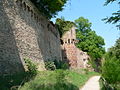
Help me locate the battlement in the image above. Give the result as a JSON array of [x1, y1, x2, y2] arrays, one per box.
[[61, 27, 77, 45]]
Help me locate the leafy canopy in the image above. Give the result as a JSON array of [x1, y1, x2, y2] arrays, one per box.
[[30, 0, 69, 19], [103, 0, 120, 28], [75, 17, 92, 32], [105, 38, 120, 59], [55, 17, 75, 37], [75, 17, 105, 60], [104, 0, 118, 5]]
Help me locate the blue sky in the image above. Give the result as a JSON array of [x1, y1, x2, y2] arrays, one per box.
[[51, 0, 120, 50]]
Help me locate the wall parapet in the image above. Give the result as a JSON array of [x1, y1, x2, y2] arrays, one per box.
[[15, 0, 59, 37]]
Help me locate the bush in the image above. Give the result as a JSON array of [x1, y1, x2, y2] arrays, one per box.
[[24, 58, 38, 76], [45, 61, 56, 70], [54, 60, 69, 70], [102, 58, 120, 88], [45, 60, 69, 70]]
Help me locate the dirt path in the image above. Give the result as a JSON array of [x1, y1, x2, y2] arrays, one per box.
[[80, 76, 100, 90]]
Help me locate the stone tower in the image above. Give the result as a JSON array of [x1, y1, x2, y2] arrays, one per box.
[[61, 27, 90, 69], [0, 0, 62, 74], [61, 27, 77, 68]]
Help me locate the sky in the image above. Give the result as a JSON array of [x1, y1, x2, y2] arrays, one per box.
[[51, 0, 120, 50]]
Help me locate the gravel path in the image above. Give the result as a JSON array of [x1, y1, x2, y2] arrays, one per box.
[[80, 76, 100, 90]]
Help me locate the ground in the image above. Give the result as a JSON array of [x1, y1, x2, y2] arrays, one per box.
[[80, 76, 100, 90]]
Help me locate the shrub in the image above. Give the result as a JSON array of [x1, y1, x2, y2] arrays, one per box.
[[45, 60, 69, 70], [102, 58, 120, 88], [45, 60, 56, 70], [24, 58, 38, 76], [54, 60, 69, 70]]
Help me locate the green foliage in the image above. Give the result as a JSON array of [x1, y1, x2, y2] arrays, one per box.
[[105, 38, 120, 59], [83, 69, 89, 74], [102, 58, 120, 88], [30, 0, 69, 19], [0, 58, 38, 90], [55, 70, 68, 83], [24, 58, 38, 76], [0, 72, 27, 90], [75, 17, 105, 69], [54, 60, 69, 69], [45, 60, 69, 70], [45, 60, 56, 70], [55, 18, 75, 37], [104, 0, 118, 5], [103, 0, 120, 28], [99, 77, 115, 90], [20, 70, 98, 90], [101, 38, 120, 89], [76, 30, 105, 59], [75, 17, 92, 32]]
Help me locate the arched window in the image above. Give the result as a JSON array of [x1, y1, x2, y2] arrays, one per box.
[[65, 41, 67, 44], [60, 39, 64, 45], [71, 39, 73, 43], [68, 39, 70, 44]]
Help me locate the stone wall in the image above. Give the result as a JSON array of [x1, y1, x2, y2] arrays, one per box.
[[62, 44, 78, 68], [0, 0, 62, 74]]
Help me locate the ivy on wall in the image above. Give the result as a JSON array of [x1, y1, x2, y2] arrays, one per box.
[[30, 0, 69, 19], [55, 18, 75, 37]]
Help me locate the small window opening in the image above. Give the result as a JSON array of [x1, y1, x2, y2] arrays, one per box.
[[68, 39, 70, 44]]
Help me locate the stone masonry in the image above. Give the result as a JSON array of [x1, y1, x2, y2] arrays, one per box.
[[0, 0, 62, 74], [61, 27, 90, 69]]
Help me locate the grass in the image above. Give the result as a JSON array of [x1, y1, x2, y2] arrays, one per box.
[[67, 70, 99, 87], [0, 72, 27, 90], [20, 69, 99, 90], [0, 69, 99, 90], [0, 72, 36, 90]]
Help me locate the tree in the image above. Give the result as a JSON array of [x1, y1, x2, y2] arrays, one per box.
[[103, 0, 120, 28], [55, 18, 75, 37], [75, 17, 105, 69], [30, 0, 69, 19], [102, 38, 120, 89], [105, 38, 120, 59], [75, 17, 92, 32]]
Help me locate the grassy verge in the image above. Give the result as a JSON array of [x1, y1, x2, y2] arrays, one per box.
[[20, 69, 99, 90], [0, 69, 99, 90]]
